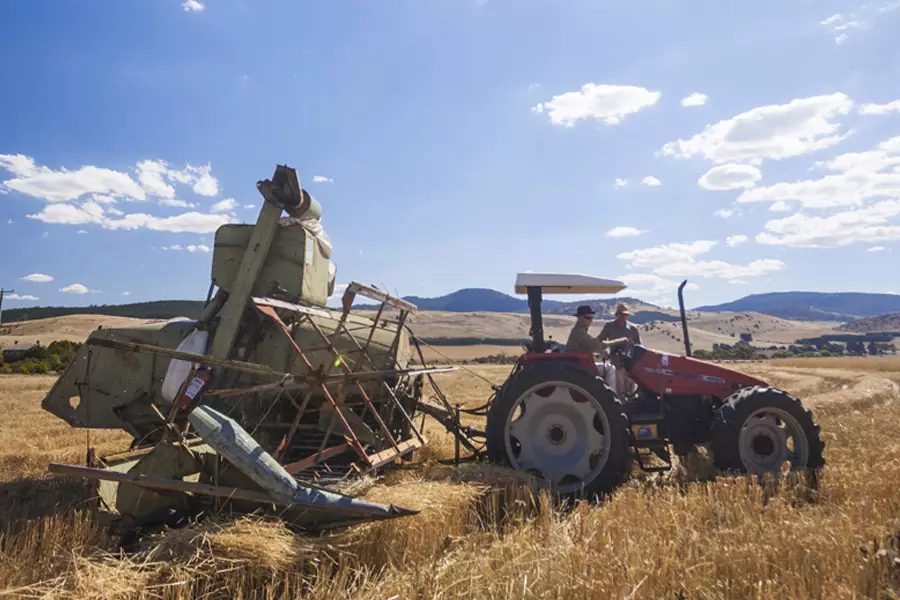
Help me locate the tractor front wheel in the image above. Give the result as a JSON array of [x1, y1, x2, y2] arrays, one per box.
[[486, 362, 632, 498], [711, 386, 825, 480]]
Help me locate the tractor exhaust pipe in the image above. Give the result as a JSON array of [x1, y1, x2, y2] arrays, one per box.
[[677, 280, 692, 357]]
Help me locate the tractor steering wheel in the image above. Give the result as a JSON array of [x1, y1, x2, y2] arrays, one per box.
[[609, 340, 635, 369]]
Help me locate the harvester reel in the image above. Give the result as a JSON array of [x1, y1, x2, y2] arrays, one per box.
[[487, 363, 632, 497], [711, 386, 825, 480]]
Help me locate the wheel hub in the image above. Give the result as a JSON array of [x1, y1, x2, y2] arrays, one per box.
[[504, 381, 611, 493], [738, 408, 809, 474]]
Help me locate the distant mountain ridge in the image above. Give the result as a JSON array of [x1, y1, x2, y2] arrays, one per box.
[[397, 288, 662, 316], [696, 292, 900, 322]]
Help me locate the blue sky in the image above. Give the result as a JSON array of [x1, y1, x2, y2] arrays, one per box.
[[2, 0, 899, 311]]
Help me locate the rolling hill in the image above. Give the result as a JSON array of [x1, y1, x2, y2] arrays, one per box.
[[696, 292, 900, 321], [839, 312, 900, 333]]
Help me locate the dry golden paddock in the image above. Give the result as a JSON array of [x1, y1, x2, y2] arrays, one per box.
[[0, 356, 899, 598]]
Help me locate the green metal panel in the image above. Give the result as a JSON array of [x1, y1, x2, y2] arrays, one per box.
[[211, 221, 331, 307]]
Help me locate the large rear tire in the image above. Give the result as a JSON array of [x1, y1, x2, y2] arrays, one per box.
[[486, 362, 632, 498], [711, 386, 824, 480]]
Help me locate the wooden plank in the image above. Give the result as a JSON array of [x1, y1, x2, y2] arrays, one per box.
[[363, 438, 423, 471], [209, 198, 284, 360], [252, 297, 332, 320], [49, 462, 282, 505], [347, 282, 418, 314], [283, 443, 350, 474], [86, 337, 282, 378]]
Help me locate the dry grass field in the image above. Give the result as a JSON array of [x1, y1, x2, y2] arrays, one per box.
[[0, 356, 898, 598]]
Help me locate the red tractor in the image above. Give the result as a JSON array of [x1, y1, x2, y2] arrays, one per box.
[[484, 274, 825, 496]]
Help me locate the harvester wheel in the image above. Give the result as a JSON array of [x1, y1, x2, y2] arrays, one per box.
[[711, 386, 824, 480], [486, 362, 632, 498]]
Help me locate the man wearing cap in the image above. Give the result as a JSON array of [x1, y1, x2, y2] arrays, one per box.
[[598, 302, 642, 395]]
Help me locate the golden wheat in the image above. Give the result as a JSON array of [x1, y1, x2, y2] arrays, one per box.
[[0, 360, 897, 599]]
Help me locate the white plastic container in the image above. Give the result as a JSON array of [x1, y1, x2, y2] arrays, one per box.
[[160, 329, 210, 404]]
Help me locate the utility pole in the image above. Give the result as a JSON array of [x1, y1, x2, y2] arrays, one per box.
[[0, 288, 13, 326]]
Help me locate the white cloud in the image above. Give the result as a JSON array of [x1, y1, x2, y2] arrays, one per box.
[[6, 219, 12, 224], [859, 100, 900, 116], [728, 279, 748, 285], [867, 246, 886, 252], [614, 178, 628, 188], [736, 135, 900, 210], [136, 160, 176, 198], [244, 204, 256, 209], [713, 209, 734, 218], [90, 194, 117, 205], [617, 240, 785, 279], [820, 14, 843, 26], [182, 0, 204, 11], [616, 273, 699, 305], [605, 226, 647, 237], [681, 93, 708, 107], [726, 234, 748, 247], [5, 294, 39, 301], [59, 283, 89, 294], [159, 198, 197, 208], [312, 175, 333, 183], [27, 200, 235, 233], [77, 229, 88, 234], [122, 291, 132, 296], [698, 164, 762, 191], [161, 244, 211, 253], [835, 32, 849, 45], [21, 273, 53, 283], [819, 13, 864, 44], [188, 164, 218, 196], [756, 200, 900, 248], [769, 201, 792, 212], [661, 93, 854, 164], [0, 154, 147, 202], [642, 176, 661, 187], [533, 83, 661, 127], [211, 198, 237, 213]]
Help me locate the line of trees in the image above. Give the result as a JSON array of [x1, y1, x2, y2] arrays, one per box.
[[0, 341, 82, 374]]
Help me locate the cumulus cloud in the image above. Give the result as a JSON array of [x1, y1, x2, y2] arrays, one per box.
[[6, 293, 40, 301], [820, 13, 864, 44], [27, 200, 235, 233], [726, 235, 748, 247], [159, 198, 196, 208], [661, 93, 853, 164], [614, 178, 628, 188], [211, 198, 237, 213], [77, 229, 88, 234], [533, 83, 660, 127], [617, 240, 785, 280], [868, 246, 886, 252], [642, 176, 661, 187], [182, 0, 204, 11], [122, 291, 132, 296], [244, 204, 256, 209], [736, 135, 900, 210], [616, 273, 699, 305], [681, 93, 708, 107], [21, 273, 53, 282], [312, 175, 333, 183], [859, 100, 900, 116], [59, 283, 89, 294], [136, 160, 176, 198], [0, 154, 146, 202], [605, 226, 647, 237], [188, 164, 218, 196], [161, 244, 211, 253], [756, 200, 900, 248], [713, 209, 734, 218], [699, 164, 762, 190]]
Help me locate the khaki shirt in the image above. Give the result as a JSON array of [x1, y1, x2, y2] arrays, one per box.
[[566, 324, 625, 354], [598, 320, 642, 365]]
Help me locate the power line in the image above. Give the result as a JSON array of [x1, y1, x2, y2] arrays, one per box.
[[0, 288, 13, 326]]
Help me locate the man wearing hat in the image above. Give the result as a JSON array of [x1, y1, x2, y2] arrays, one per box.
[[565, 305, 626, 391], [598, 302, 642, 395]]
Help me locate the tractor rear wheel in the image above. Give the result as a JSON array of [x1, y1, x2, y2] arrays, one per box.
[[486, 362, 632, 498], [711, 386, 824, 479]]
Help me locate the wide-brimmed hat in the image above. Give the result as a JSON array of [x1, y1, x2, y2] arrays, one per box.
[[574, 305, 596, 317], [615, 302, 631, 315]]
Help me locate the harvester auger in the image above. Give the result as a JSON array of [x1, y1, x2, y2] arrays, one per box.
[[481, 274, 825, 497], [41, 165, 459, 535]]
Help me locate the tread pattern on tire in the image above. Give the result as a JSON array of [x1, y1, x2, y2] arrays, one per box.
[[485, 361, 633, 498], [711, 385, 825, 474]]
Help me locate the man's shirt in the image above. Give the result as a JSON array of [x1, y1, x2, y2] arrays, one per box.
[[598, 320, 642, 365], [566, 324, 607, 354]]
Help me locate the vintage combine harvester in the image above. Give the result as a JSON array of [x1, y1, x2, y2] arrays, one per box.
[[42, 164, 826, 536]]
